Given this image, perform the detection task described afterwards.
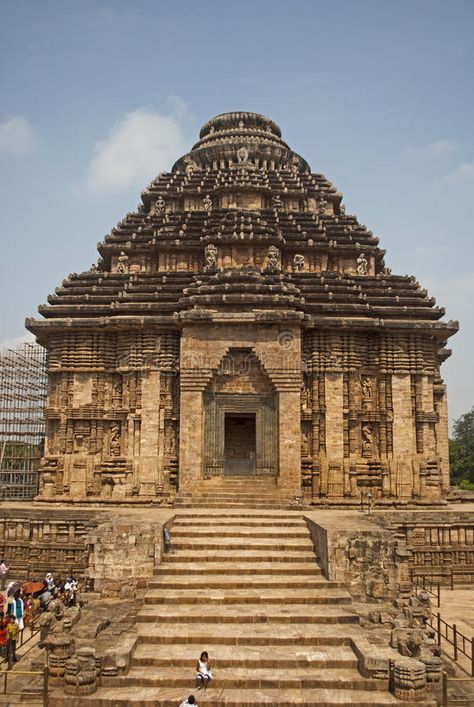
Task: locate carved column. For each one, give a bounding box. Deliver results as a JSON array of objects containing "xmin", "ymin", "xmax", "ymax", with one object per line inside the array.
[
  {"xmin": 391, "ymin": 374, "xmax": 415, "ymax": 499},
  {"xmin": 324, "ymin": 372, "xmax": 344, "ymax": 498},
  {"xmin": 138, "ymin": 370, "xmax": 161, "ymax": 495}
]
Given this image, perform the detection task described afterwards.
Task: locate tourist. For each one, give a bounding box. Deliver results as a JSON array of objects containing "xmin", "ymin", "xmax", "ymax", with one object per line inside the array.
[
  {"xmin": 12, "ymin": 590, "xmax": 25, "ymax": 630},
  {"xmin": 178, "ymin": 696, "xmax": 197, "ymax": 707},
  {"xmin": 195, "ymin": 650, "xmax": 212, "ymax": 692},
  {"xmin": 0, "ymin": 610, "xmax": 8, "ymax": 659},
  {"xmin": 163, "ymin": 526, "xmax": 174, "ymax": 554},
  {"xmin": 6, "ymin": 614, "xmax": 19, "ymax": 664},
  {"xmin": 0, "ymin": 560, "xmax": 8, "ymax": 590},
  {"xmin": 44, "ymin": 572, "xmax": 55, "ymax": 591}
]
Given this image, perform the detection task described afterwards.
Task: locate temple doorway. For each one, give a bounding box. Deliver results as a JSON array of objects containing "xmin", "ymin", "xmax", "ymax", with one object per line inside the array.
[{"xmin": 224, "ymin": 412, "xmax": 256, "ymax": 476}]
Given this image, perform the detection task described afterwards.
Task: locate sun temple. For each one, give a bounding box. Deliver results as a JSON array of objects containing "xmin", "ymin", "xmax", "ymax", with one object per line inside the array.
[{"xmin": 26, "ymin": 111, "xmax": 458, "ymax": 506}]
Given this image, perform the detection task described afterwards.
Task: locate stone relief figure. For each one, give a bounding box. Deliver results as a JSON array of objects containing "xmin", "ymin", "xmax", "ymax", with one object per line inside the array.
[
  {"xmin": 237, "ymin": 146, "xmax": 249, "ymax": 163},
  {"xmin": 267, "ymin": 245, "xmax": 281, "ymax": 270},
  {"xmin": 202, "ymin": 194, "xmax": 213, "ymax": 211},
  {"xmin": 204, "ymin": 243, "xmax": 218, "ymax": 269},
  {"xmin": 116, "ymin": 252, "xmax": 129, "ymax": 273},
  {"xmin": 272, "ymin": 194, "xmax": 283, "ymax": 211},
  {"xmin": 290, "ymin": 155, "xmax": 300, "ymax": 173},
  {"xmin": 362, "ymin": 423, "xmax": 373, "ymax": 454},
  {"xmin": 154, "ymin": 196, "xmax": 166, "ymax": 215},
  {"xmin": 318, "ymin": 197, "xmax": 328, "ymax": 215},
  {"xmin": 357, "ymin": 252, "xmax": 368, "ymax": 275},
  {"xmin": 361, "ymin": 375, "xmax": 373, "ymax": 402},
  {"xmin": 293, "ymin": 253, "xmax": 305, "ymax": 271},
  {"xmin": 184, "ymin": 155, "xmax": 199, "ymax": 176},
  {"xmin": 109, "ymin": 423, "xmax": 121, "ymax": 456}
]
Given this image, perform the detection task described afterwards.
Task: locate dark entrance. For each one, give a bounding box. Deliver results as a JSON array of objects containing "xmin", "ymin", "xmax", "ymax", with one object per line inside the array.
[{"xmin": 224, "ymin": 413, "xmax": 256, "ymax": 476}]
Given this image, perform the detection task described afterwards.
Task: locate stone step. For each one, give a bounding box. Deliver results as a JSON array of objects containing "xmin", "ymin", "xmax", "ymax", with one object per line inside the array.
[
  {"xmin": 172, "ymin": 518, "xmax": 307, "ymax": 527},
  {"xmin": 171, "ymin": 538, "xmax": 314, "ymax": 551},
  {"xmin": 109, "ymin": 666, "xmax": 387, "ymax": 691},
  {"xmin": 162, "ymin": 550, "xmax": 316, "ymax": 562},
  {"xmin": 154, "ymin": 562, "xmax": 323, "ymax": 576},
  {"xmin": 173, "ymin": 511, "xmax": 303, "ymax": 519},
  {"xmin": 174, "ymin": 500, "xmax": 297, "ymax": 509},
  {"xmin": 143, "ymin": 588, "xmax": 351, "ymax": 605},
  {"xmin": 176, "ymin": 493, "xmax": 284, "ymax": 501},
  {"xmin": 148, "ymin": 575, "xmax": 342, "ymax": 589},
  {"xmin": 171, "ymin": 527, "xmax": 310, "ymax": 537},
  {"xmin": 72, "ymin": 685, "xmax": 431, "ymax": 706},
  {"xmin": 136, "ymin": 604, "xmax": 359, "ymax": 624},
  {"xmin": 131, "ymin": 643, "xmax": 358, "ymax": 669}
]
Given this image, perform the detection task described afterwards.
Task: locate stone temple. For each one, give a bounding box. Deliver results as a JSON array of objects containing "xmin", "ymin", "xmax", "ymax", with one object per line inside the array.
[{"xmin": 26, "ymin": 111, "xmax": 458, "ymax": 507}]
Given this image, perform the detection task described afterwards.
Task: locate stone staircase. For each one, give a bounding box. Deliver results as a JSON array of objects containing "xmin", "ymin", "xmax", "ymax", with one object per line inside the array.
[
  {"xmin": 92, "ymin": 509, "xmax": 433, "ymax": 705},
  {"xmin": 174, "ymin": 477, "xmax": 298, "ymax": 509}
]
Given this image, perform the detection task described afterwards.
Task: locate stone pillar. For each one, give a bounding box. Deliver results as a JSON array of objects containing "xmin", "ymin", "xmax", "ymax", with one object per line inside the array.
[
  {"xmin": 179, "ymin": 389, "xmax": 204, "ymax": 489},
  {"xmin": 435, "ymin": 384, "xmax": 449, "ymax": 492},
  {"xmin": 391, "ymin": 374, "xmax": 415, "ymax": 499},
  {"xmin": 277, "ymin": 390, "xmax": 301, "ymax": 497},
  {"xmin": 138, "ymin": 369, "xmax": 161, "ymax": 495},
  {"xmin": 421, "ymin": 376, "xmax": 436, "ymax": 456},
  {"xmin": 324, "ymin": 373, "xmax": 344, "ymax": 498}
]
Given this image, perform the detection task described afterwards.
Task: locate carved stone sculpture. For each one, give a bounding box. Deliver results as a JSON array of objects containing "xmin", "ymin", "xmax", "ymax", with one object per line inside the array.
[
  {"xmin": 237, "ymin": 146, "xmax": 249, "ymax": 163},
  {"xmin": 357, "ymin": 252, "xmax": 368, "ymax": 275},
  {"xmin": 293, "ymin": 253, "xmax": 305, "ymax": 271},
  {"xmin": 116, "ymin": 251, "xmax": 129, "ymax": 273},
  {"xmin": 203, "ymin": 194, "xmax": 213, "ymax": 211},
  {"xmin": 64, "ymin": 647, "xmax": 99, "ymax": 696},
  {"xmin": 204, "ymin": 243, "xmax": 218, "ymax": 269},
  {"xmin": 267, "ymin": 245, "xmax": 281, "ymax": 270},
  {"xmin": 154, "ymin": 196, "xmax": 166, "ymax": 215}
]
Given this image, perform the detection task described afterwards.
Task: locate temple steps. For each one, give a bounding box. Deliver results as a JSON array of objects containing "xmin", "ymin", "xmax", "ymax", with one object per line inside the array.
[
  {"xmin": 74, "ymin": 686, "xmax": 432, "ymax": 706},
  {"xmin": 147, "ymin": 574, "xmax": 343, "ymax": 589},
  {"xmin": 108, "ymin": 666, "xmax": 388, "ymax": 691},
  {"xmin": 153, "ymin": 562, "xmax": 323, "ymax": 575},
  {"xmin": 89, "ymin": 510, "xmax": 416, "ymax": 706},
  {"xmin": 142, "ymin": 589, "xmax": 351, "ymax": 605},
  {"xmin": 131, "ymin": 643, "xmax": 359, "ymax": 668}
]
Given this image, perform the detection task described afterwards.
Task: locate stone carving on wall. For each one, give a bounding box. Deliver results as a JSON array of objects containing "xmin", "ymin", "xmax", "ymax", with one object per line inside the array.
[
  {"xmin": 362, "ymin": 423, "xmax": 373, "ymax": 456},
  {"xmin": 204, "ymin": 243, "xmax": 218, "ymax": 269},
  {"xmin": 109, "ymin": 423, "xmax": 121, "ymax": 456},
  {"xmin": 272, "ymin": 194, "xmax": 283, "ymax": 211},
  {"xmin": 293, "ymin": 253, "xmax": 305, "ymax": 271},
  {"xmin": 203, "ymin": 194, "xmax": 213, "ymax": 211},
  {"xmin": 116, "ymin": 252, "xmax": 129, "ymax": 273},
  {"xmin": 184, "ymin": 155, "xmax": 199, "ymax": 175},
  {"xmin": 357, "ymin": 253, "xmax": 368, "ymax": 275},
  {"xmin": 361, "ymin": 375, "xmax": 373, "ymax": 404},
  {"xmin": 267, "ymin": 245, "xmax": 281, "ymax": 270},
  {"xmin": 318, "ymin": 197, "xmax": 327, "ymax": 214},
  {"xmin": 154, "ymin": 196, "xmax": 166, "ymax": 215},
  {"xmin": 237, "ymin": 146, "xmax": 249, "ymax": 163}
]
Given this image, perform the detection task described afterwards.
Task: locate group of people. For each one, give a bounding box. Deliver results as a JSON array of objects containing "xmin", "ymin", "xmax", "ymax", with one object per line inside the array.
[{"xmin": 0, "ymin": 561, "xmax": 78, "ymax": 665}]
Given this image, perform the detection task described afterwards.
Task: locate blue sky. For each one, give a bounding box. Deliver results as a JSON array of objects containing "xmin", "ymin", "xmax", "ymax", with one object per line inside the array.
[{"xmin": 0, "ymin": 0, "xmax": 473, "ymax": 427}]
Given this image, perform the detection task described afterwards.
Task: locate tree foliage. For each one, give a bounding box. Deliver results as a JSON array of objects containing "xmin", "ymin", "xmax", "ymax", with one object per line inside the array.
[{"xmin": 449, "ymin": 406, "xmax": 474, "ymax": 486}]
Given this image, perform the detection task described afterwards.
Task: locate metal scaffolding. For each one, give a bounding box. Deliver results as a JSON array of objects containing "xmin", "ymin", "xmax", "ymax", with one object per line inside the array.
[{"xmin": 0, "ymin": 342, "xmax": 47, "ymax": 499}]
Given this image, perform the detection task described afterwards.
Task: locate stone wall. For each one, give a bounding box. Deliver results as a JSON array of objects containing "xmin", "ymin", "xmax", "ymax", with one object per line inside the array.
[
  {"xmin": 0, "ymin": 507, "xmax": 174, "ymax": 594},
  {"xmin": 305, "ymin": 512, "xmax": 411, "ymax": 601},
  {"xmin": 376, "ymin": 510, "xmax": 474, "ymax": 580}
]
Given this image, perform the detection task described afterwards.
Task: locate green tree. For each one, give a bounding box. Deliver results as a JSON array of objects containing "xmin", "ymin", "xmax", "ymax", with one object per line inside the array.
[{"xmin": 449, "ymin": 406, "xmax": 474, "ymax": 486}]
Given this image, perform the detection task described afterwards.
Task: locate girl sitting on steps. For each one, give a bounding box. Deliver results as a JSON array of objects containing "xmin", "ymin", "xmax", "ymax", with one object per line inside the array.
[{"xmin": 195, "ymin": 650, "xmax": 212, "ymax": 692}]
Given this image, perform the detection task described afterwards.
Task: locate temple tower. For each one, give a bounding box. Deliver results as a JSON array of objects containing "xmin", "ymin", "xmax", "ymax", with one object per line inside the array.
[{"xmin": 27, "ymin": 111, "xmax": 457, "ymax": 505}]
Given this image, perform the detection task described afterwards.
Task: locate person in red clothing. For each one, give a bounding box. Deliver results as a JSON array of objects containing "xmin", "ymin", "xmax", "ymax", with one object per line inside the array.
[{"xmin": 0, "ymin": 610, "xmax": 8, "ymax": 659}]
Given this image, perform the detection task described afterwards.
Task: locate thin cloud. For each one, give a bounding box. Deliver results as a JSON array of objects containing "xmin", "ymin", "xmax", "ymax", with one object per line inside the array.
[
  {"xmin": 0, "ymin": 116, "xmax": 39, "ymax": 155},
  {"xmin": 442, "ymin": 160, "xmax": 474, "ymax": 182},
  {"xmin": 83, "ymin": 107, "xmax": 187, "ymax": 195},
  {"xmin": 404, "ymin": 139, "xmax": 458, "ymax": 157}
]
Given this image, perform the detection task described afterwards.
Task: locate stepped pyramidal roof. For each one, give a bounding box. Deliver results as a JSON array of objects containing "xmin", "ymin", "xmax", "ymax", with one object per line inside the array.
[{"xmin": 27, "ymin": 110, "xmax": 458, "ymax": 347}]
